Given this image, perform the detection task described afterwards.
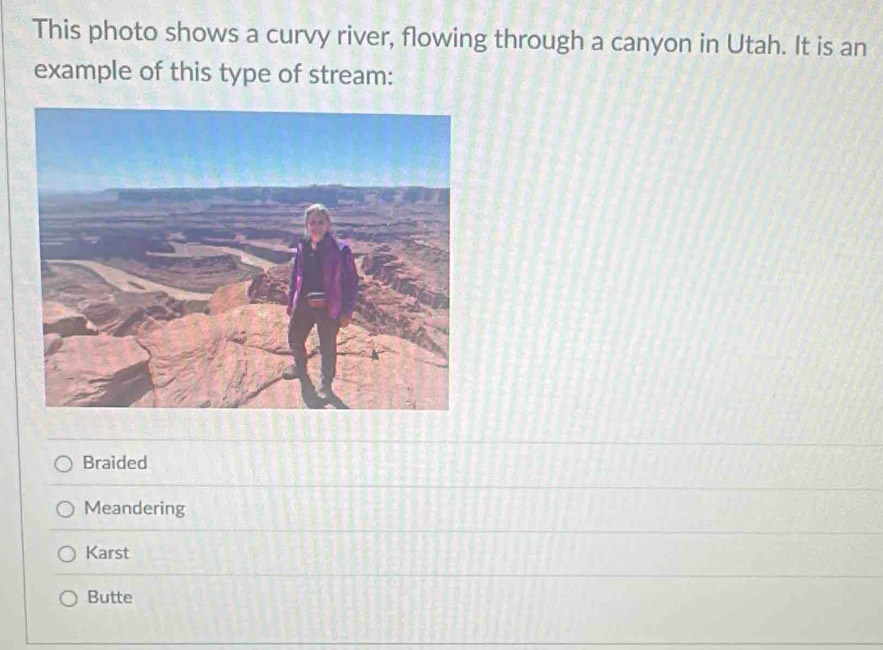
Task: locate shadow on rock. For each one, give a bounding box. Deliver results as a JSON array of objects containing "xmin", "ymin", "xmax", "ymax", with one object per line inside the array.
[{"xmin": 322, "ymin": 392, "xmax": 350, "ymax": 410}]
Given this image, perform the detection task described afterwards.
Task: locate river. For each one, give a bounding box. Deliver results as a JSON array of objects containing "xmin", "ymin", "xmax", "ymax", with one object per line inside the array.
[
  {"xmin": 154, "ymin": 242, "xmax": 277, "ymax": 271},
  {"xmin": 54, "ymin": 260, "xmax": 214, "ymax": 301}
]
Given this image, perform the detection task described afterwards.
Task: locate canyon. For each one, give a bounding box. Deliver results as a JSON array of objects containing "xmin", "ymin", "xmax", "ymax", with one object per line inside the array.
[{"xmin": 40, "ymin": 185, "xmax": 449, "ymax": 409}]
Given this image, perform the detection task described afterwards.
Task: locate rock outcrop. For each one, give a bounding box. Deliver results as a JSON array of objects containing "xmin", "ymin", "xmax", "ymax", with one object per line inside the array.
[
  {"xmin": 136, "ymin": 305, "xmax": 291, "ymax": 408},
  {"xmin": 244, "ymin": 317, "xmax": 448, "ymax": 410},
  {"xmin": 247, "ymin": 262, "xmax": 291, "ymax": 305},
  {"xmin": 361, "ymin": 250, "xmax": 449, "ymax": 309},
  {"xmin": 42, "ymin": 301, "xmax": 98, "ymax": 337},
  {"xmin": 208, "ymin": 281, "xmax": 251, "ymax": 315},
  {"xmin": 44, "ymin": 334, "xmax": 152, "ymax": 407},
  {"xmin": 43, "ymin": 333, "xmax": 63, "ymax": 356},
  {"xmin": 131, "ymin": 303, "xmax": 447, "ymax": 409},
  {"xmin": 82, "ymin": 293, "xmax": 195, "ymax": 337},
  {"xmin": 41, "ymin": 302, "xmax": 447, "ymax": 409},
  {"xmin": 355, "ymin": 278, "xmax": 448, "ymax": 359},
  {"xmin": 41, "ymin": 263, "xmax": 202, "ymax": 338},
  {"xmin": 42, "ymin": 259, "xmax": 449, "ymax": 409}
]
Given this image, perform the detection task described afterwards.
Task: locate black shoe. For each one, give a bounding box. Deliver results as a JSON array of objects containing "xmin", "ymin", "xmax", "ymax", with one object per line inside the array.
[
  {"xmin": 316, "ymin": 383, "xmax": 334, "ymax": 401},
  {"xmin": 301, "ymin": 383, "xmax": 323, "ymax": 409}
]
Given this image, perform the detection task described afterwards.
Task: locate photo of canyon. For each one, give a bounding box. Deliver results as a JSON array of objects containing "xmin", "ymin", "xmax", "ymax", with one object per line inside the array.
[{"xmin": 37, "ymin": 109, "xmax": 450, "ymax": 409}]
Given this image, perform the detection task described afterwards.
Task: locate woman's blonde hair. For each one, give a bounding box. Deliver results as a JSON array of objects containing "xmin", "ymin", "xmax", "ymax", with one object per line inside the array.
[{"xmin": 304, "ymin": 203, "xmax": 331, "ymax": 231}]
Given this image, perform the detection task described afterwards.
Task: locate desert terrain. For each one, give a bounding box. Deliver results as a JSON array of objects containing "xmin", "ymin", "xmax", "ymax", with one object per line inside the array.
[{"xmin": 40, "ymin": 185, "xmax": 449, "ymax": 409}]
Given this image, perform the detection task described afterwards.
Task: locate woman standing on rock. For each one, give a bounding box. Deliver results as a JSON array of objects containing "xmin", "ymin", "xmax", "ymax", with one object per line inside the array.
[{"xmin": 283, "ymin": 204, "xmax": 359, "ymax": 407}]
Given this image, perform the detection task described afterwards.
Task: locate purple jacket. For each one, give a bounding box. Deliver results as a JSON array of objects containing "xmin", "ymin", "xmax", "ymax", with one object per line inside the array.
[{"xmin": 287, "ymin": 234, "xmax": 358, "ymax": 319}]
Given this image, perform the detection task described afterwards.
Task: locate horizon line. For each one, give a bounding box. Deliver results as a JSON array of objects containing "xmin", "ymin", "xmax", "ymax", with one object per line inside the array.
[{"xmin": 39, "ymin": 183, "xmax": 451, "ymax": 196}]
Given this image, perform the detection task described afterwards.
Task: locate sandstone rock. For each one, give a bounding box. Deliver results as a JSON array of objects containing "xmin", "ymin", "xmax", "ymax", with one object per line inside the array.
[
  {"xmin": 79, "ymin": 300, "xmax": 154, "ymax": 338},
  {"xmin": 245, "ymin": 320, "xmax": 448, "ymax": 410},
  {"xmin": 247, "ymin": 262, "xmax": 291, "ymax": 305},
  {"xmin": 43, "ymin": 333, "xmax": 63, "ymax": 356},
  {"xmin": 44, "ymin": 335, "xmax": 152, "ymax": 407},
  {"xmin": 137, "ymin": 304, "xmax": 292, "ymax": 408},
  {"xmin": 244, "ymin": 334, "xmax": 447, "ymax": 410},
  {"xmin": 333, "ymin": 333, "xmax": 447, "ymax": 409},
  {"xmin": 361, "ymin": 250, "xmax": 449, "ymax": 308},
  {"xmin": 89, "ymin": 292, "xmax": 193, "ymax": 337},
  {"xmin": 80, "ymin": 300, "xmax": 121, "ymax": 328},
  {"xmin": 42, "ymin": 280, "xmax": 449, "ymax": 410},
  {"xmin": 355, "ymin": 279, "xmax": 448, "ymax": 359},
  {"xmin": 129, "ymin": 301, "xmax": 447, "ymax": 410},
  {"xmin": 42, "ymin": 264, "xmax": 196, "ymax": 338},
  {"xmin": 208, "ymin": 281, "xmax": 250, "ymax": 315},
  {"xmin": 372, "ymin": 334, "xmax": 448, "ymax": 368},
  {"xmin": 130, "ymin": 389, "xmax": 156, "ymax": 407},
  {"xmin": 42, "ymin": 301, "xmax": 98, "ymax": 337}
]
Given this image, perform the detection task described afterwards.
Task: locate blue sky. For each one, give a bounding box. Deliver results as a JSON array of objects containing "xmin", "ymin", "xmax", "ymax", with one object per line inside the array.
[{"xmin": 36, "ymin": 109, "xmax": 450, "ymax": 192}]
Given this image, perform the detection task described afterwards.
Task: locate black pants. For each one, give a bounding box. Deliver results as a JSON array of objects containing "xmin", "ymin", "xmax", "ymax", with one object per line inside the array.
[{"xmin": 288, "ymin": 302, "xmax": 340, "ymax": 388}]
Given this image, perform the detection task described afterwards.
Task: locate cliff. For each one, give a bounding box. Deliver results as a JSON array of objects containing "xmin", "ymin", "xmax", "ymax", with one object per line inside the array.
[{"xmin": 44, "ymin": 303, "xmax": 447, "ymax": 410}]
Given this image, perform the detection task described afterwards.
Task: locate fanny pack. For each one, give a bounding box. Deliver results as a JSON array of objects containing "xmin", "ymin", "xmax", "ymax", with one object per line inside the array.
[{"xmin": 306, "ymin": 291, "xmax": 327, "ymax": 309}]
